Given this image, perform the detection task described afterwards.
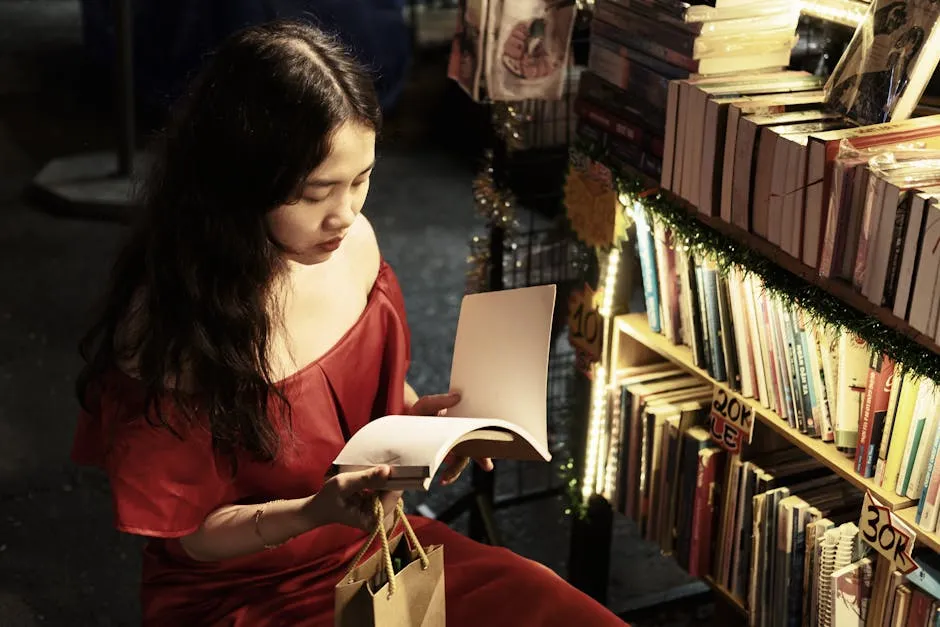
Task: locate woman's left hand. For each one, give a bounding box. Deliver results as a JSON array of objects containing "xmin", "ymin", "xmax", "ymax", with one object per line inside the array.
[{"xmin": 407, "ymin": 391, "xmax": 494, "ymax": 485}]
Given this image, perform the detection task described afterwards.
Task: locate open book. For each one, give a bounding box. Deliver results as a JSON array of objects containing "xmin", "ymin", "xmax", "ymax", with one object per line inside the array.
[{"xmin": 332, "ymin": 284, "xmax": 557, "ymax": 490}]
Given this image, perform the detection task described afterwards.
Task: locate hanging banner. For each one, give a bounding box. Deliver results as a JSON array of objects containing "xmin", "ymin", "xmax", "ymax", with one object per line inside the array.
[
  {"xmin": 707, "ymin": 387, "xmax": 755, "ymax": 454},
  {"xmin": 858, "ymin": 490, "xmax": 917, "ymax": 575}
]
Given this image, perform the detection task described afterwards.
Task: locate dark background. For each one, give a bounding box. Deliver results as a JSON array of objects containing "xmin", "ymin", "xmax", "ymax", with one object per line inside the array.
[{"xmin": 0, "ymin": 1, "xmax": 776, "ymax": 624}]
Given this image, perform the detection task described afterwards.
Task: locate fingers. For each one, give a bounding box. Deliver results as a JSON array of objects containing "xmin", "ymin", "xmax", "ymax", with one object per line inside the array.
[
  {"xmin": 440, "ymin": 457, "xmax": 495, "ymax": 485},
  {"xmin": 475, "ymin": 457, "xmax": 495, "ymax": 472},
  {"xmin": 411, "ymin": 392, "xmax": 461, "ymax": 417},
  {"xmin": 335, "ymin": 465, "xmax": 390, "ymax": 496},
  {"xmin": 440, "ymin": 456, "xmax": 470, "ymax": 485}
]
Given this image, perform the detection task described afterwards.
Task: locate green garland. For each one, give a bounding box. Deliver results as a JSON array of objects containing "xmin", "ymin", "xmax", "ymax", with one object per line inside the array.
[
  {"xmin": 573, "ymin": 143, "xmax": 940, "ymax": 383},
  {"xmin": 626, "ymin": 180, "xmax": 940, "ymax": 384}
]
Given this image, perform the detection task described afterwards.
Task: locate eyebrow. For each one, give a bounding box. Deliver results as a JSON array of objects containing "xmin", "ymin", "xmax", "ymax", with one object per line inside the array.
[{"xmin": 305, "ymin": 161, "xmax": 376, "ymax": 188}]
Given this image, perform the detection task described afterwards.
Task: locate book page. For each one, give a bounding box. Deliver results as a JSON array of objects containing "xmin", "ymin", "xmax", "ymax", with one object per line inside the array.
[
  {"xmin": 446, "ymin": 283, "xmax": 557, "ymax": 450},
  {"xmin": 332, "ymin": 415, "xmax": 547, "ymax": 482}
]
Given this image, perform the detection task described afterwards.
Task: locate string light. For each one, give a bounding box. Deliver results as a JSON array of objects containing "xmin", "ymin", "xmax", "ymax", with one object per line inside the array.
[
  {"xmin": 582, "ymin": 363, "xmax": 608, "ymax": 501},
  {"xmin": 582, "ymin": 234, "xmax": 625, "ymax": 500}
]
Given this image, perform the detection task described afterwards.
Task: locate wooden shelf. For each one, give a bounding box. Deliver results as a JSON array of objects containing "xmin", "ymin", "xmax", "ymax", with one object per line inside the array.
[
  {"xmin": 704, "ymin": 576, "xmax": 747, "ymax": 617},
  {"xmin": 897, "ymin": 507, "xmax": 940, "ymax": 553},
  {"xmin": 615, "ymin": 162, "xmax": 940, "ymax": 358},
  {"xmin": 614, "ymin": 313, "xmax": 916, "ymax": 511}
]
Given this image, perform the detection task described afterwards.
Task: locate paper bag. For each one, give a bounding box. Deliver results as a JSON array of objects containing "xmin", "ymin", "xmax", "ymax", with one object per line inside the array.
[{"xmin": 335, "ymin": 499, "xmax": 445, "ymax": 627}]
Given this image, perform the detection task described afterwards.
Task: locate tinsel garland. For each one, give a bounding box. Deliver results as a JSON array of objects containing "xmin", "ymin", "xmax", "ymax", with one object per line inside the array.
[
  {"xmin": 614, "ymin": 170, "xmax": 940, "ymax": 384},
  {"xmin": 565, "ymin": 140, "xmax": 940, "ymax": 382},
  {"xmin": 466, "ymin": 150, "xmax": 522, "ymax": 294}
]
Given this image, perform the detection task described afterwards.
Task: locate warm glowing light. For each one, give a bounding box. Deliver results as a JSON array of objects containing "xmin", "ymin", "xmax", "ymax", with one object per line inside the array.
[
  {"xmin": 581, "ymin": 214, "xmax": 625, "ymax": 500},
  {"xmin": 582, "ymin": 364, "xmax": 608, "ymax": 501},
  {"xmin": 799, "ymin": 0, "xmax": 867, "ymax": 27}
]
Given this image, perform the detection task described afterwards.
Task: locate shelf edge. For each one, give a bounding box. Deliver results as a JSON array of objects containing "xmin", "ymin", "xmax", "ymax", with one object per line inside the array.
[{"xmin": 614, "ymin": 313, "xmax": 916, "ymax": 512}]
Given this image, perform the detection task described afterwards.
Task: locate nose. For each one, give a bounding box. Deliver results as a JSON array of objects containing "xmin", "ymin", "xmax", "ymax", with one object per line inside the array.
[{"xmin": 323, "ymin": 191, "xmax": 358, "ymax": 232}]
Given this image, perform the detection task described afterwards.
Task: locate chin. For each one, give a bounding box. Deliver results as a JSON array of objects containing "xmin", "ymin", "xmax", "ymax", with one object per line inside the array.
[{"xmin": 286, "ymin": 248, "xmax": 333, "ymax": 266}]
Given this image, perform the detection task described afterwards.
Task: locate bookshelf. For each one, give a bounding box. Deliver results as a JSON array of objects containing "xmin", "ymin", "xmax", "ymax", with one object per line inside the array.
[
  {"xmin": 898, "ymin": 508, "xmax": 940, "ymax": 555},
  {"xmin": 614, "ymin": 312, "xmax": 916, "ymax": 512},
  {"xmin": 703, "ymin": 576, "xmax": 746, "ymax": 617},
  {"xmin": 562, "ymin": 1, "xmax": 940, "ymax": 623},
  {"xmin": 613, "ymin": 161, "xmax": 940, "ymax": 358}
]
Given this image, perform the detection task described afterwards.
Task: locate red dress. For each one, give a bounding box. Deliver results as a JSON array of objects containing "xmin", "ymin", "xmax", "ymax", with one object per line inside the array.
[{"xmin": 72, "ymin": 260, "xmax": 624, "ymax": 626}]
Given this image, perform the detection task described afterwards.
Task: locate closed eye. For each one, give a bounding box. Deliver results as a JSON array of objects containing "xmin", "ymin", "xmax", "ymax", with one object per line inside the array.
[{"xmin": 302, "ymin": 188, "xmax": 332, "ymax": 203}]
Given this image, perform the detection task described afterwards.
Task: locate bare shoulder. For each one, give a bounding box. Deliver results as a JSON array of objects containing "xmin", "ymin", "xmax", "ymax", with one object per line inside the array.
[{"xmin": 346, "ymin": 214, "xmax": 382, "ymax": 292}]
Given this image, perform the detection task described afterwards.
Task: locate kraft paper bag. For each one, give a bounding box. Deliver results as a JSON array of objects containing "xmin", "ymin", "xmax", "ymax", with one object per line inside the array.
[{"xmin": 335, "ymin": 498, "xmax": 445, "ymax": 627}]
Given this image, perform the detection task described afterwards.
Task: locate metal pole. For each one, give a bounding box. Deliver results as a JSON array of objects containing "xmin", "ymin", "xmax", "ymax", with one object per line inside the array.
[{"xmin": 114, "ymin": 0, "xmax": 135, "ymax": 177}]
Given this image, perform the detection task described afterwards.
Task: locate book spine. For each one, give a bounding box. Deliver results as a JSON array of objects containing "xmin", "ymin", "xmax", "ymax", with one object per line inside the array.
[
  {"xmin": 791, "ymin": 312, "xmax": 814, "ymax": 435},
  {"xmin": 594, "ymin": 0, "xmax": 696, "ymax": 56},
  {"xmin": 574, "ymin": 99, "xmax": 665, "ymax": 158},
  {"xmin": 701, "ymin": 267, "xmax": 727, "ymax": 382},
  {"xmin": 592, "ymin": 8, "xmax": 698, "ymax": 72},
  {"xmin": 586, "ymin": 40, "xmax": 671, "ymax": 111},
  {"xmin": 917, "ymin": 435, "xmax": 940, "ymax": 529},
  {"xmin": 796, "ymin": 316, "xmax": 821, "ymax": 437},
  {"xmin": 882, "ymin": 193, "xmax": 913, "ymax": 308},
  {"xmin": 688, "ymin": 450, "xmax": 711, "ymax": 576},
  {"xmin": 634, "ymin": 209, "xmax": 662, "ymax": 333},
  {"xmin": 854, "ymin": 349, "xmax": 880, "ymax": 475},
  {"xmin": 694, "ymin": 261, "xmax": 714, "ymax": 375},
  {"xmin": 864, "ymin": 356, "xmax": 896, "ymax": 478}
]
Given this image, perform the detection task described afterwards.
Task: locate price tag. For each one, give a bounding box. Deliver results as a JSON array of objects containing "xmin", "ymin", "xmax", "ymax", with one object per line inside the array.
[
  {"xmin": 568, "ymin": 283, "xmax": 603, "ymax": 377},
  {"xmin": 564, "ymin": 154, "xmax": 626, "ymax": 249},
  {"xmin": 707, "ymin": 387, "xmax": 755, "ymax": 454},
  {"xmin": 859, "ymin": 490, "xmax": 917, "ymax": 574}
]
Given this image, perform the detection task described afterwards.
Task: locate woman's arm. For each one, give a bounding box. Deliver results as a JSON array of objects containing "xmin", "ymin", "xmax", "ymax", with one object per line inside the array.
[
  {"xmin": 179, "ymin": 497, "xmax": 313, "ymax": 562},
  {"xmin": 179, "ymin": 465, "xmax": 395, "ymax": 562}
]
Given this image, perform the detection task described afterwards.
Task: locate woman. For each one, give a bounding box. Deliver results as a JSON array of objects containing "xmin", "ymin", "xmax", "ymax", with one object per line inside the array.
[{"xmin": 72, "ymin": 20, "xmax": 624, "ymax": 626}]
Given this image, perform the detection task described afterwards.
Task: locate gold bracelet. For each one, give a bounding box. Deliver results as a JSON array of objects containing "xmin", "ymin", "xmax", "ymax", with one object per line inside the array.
[{"xmin": 253, "ymin": 504, "xmax": 288, "ymax": 550}]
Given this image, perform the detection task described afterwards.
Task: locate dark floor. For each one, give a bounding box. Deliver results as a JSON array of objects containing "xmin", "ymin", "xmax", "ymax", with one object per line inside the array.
[{"xmin": 0, "ymin": 1, "xmax": 712, "ymax": 625}]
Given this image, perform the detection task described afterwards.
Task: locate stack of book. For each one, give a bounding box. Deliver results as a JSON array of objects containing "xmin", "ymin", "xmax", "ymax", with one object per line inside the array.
[
  {"xmin": 819, "ymin": 140, "xmax": 940, "ymax": 338},
  {"xmin": 634, "ymin": 207, "xmax": 940, "ymax": 511},
  {"xmin": 575, "ymin": 0, "xmax": 802, "ymax": 181},
  {"xmin": 651, "ymin": 0, "xmax": 940, "ymax": 297},
  {"xmin": 611, "ymin": 350, "xmax": 940, "ymax": 625}
]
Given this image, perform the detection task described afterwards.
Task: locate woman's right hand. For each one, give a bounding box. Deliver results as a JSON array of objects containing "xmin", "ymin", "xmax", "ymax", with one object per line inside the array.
[{"xmin": 302, "ymin": 465, "xmax": 401, "ymax": 533}]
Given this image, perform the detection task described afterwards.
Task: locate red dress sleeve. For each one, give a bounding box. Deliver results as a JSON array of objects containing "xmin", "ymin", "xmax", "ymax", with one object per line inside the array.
[
  {"xmin": 72, "ymin": 372, "xmax": 231, "ymax": 538},
  {"xmin": 379, "ymin": 259, "xmax": 411, "ymax": 366}
]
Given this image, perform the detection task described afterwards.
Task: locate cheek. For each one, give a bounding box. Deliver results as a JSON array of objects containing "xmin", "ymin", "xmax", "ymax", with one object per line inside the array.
[
  {"xmin": 353, "ymin": 180, "xmax": 371, "ymax": 212},
  {"xmin": 267, "ymin": 204, "xmax": 323, "ymax": 247}
]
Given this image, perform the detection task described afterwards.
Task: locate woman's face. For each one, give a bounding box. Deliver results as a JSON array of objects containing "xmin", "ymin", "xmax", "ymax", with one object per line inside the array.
[{"xmin": 267, "ymin": 121, "xmax": 376, "ymax": 266}]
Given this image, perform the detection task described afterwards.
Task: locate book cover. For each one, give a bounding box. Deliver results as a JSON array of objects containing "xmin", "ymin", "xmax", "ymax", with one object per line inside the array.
[
  {"xmin": 830, "ymin": 558, "xmax": 873, "ymax": 626},
  {"xmin": 825, "ymin": 0, "xmax": 940, "ymax": 126},
  {"xmin": 484, "ymin": 0, "xmax": 577, "ymax": 101}
]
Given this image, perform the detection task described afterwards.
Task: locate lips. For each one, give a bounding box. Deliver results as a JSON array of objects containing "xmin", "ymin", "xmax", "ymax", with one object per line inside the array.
[{"xmin": 317, "ymin": 236, "xmax": 344, "ymax": 252}]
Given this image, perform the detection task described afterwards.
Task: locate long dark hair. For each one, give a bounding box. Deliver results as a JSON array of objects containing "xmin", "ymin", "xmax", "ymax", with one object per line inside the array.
[{"xmin": 76, "ymin": 20, "xmax": 382, "ymax": 464}]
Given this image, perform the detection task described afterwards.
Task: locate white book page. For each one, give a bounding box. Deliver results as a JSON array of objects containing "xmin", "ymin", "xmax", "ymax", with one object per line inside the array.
[
  {"xmin": 332, "ymin": 414, "xmax": 547, "ymax": 472},
  {"xmin": 446, "ymin": 283, "xmax": 556, "ymax": 449}
]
